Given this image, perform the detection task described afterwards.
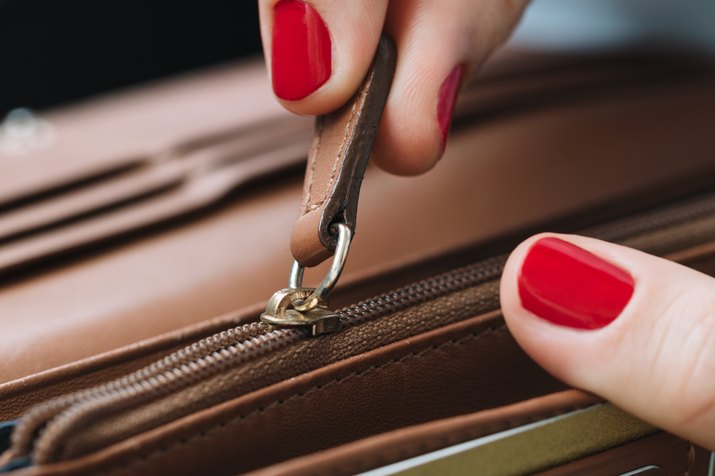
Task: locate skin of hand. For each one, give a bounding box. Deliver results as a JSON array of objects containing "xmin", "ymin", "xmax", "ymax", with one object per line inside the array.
[
  {"xmin": 501, "ymin": 233, "xmax": 715, "ymax": 450},
  {"xmin": 258, "ymin": 0, "xmax": 715, "ymax": 452},
  {"xmin": 257, "ymin": 0, "xmax": 529, "ymax": 175}
]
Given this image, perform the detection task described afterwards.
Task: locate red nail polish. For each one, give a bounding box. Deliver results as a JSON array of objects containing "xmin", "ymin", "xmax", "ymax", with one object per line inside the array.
[
  {"xmin": 518, "ymin": 237, "xmax": 635, "ymax": 329},
  {"xmin": 436, "ymin": 64, "xmax": 465, "ymax": 145},
  {"xmin": 272, "ymin": 0, "xmax": 332, "ymax": 101}
]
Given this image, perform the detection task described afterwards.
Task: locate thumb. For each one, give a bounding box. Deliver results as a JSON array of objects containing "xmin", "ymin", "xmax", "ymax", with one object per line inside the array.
[{"xmin": 500, "ymin": 233, "xmax": 715, "ymax": 451}]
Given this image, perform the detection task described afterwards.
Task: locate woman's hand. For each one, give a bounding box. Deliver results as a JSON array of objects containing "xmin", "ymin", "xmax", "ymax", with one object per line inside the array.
[
  {"xmin": 257, "ymin": 0, "xmax": 528, "ymax": 175},
  {"xmin": 258, "ymin": 0, "xmax": 715, "ymax": 452},
  {"xmin": 500, "ymin": 234, "xmax": 715, "ymax": 450}
]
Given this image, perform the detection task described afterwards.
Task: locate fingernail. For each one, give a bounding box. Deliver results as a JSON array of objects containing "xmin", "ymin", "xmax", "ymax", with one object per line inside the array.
[
  {"xmin": 518, "ymin": 237, "xmax": 635, "ymax": 329},
  {"xmin": 436, "ymin": 64, "xmax": 465, "ymax": 145},
  {"xmin": 272, "ymin": 0, "xmax": 332, "ymax": 101}
]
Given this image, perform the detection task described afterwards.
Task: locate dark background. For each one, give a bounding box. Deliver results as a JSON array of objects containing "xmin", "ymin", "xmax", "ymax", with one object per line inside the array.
[{"xmin": 0, "ymin": 0, "xmax": 262, "ymax": 116}]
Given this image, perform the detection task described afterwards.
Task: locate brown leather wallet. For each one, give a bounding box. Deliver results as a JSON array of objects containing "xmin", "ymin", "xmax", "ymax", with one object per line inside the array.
[{"xmin": 1, "ymin": 44, "xmax": 715, "ymax": 475}]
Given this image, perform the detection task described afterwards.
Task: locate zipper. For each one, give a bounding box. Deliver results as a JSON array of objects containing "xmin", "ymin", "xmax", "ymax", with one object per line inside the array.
[{"xmin": 7, "ymin": 189, "xmax": 715, "ymax": 467}]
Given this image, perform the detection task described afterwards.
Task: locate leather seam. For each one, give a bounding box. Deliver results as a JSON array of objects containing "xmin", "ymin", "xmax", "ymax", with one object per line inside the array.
[
  {"xmin": 303, "ymin": 96, "xmax": 360, "ymax": 215},
  {"xmin": 302, "ymin": 120, "xmax": 321, "ymax": 212},
  {"xmin": 100, "ymin": 324, "xmax": 512, "ymax": 474}
]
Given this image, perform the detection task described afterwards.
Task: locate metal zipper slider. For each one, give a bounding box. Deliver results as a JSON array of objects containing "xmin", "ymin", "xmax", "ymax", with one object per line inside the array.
[{"xmin": 261, "ymin": 223, "xmax": 351, "ymax": 336}]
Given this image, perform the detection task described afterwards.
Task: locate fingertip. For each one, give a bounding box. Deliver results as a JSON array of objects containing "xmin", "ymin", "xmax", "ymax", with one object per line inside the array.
[
  {"xmin": 260, "ymin": 0, "xmax": 388, "ymax": 116},
  {"xmin": 502, "ymin": 232, "xmax": 715, "ymax": 447},
  {"xmin": 499, "ymin": 232, "xmax": 643, "ymax": 386},
  {"xmin": 369, "ymin": 52, "xmax": 461, "ymax": 176},
  {"xmin": 368, "ymin": 0, "xmax": 472, "ymax": 176},
  {"xmin": 510, "ymin": 233, "xmax": 698, "ymax": 390}
]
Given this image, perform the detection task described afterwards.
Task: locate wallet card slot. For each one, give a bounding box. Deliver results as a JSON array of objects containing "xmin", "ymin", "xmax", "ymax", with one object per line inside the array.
[
  {"xmin": 343, "ymin": 407, "xmax": 709, "ymax": 476},
  {"xmin": 0, "ymin": 120, "xmax": 310, "ymax": 277},
  {"xmin": 0, "ymin": 117, "xmax": 309, "ymax": 245},
  {"xmin": 0, "ymin": 160, "xmax": 147, "ymax": 216},
  {"xmin": 0, "ymin": 164, "xmax": 183, "ymax": 245},
  {"xmin": 249, "ymin": 391, "xmax": 611, "ymax": 476}
]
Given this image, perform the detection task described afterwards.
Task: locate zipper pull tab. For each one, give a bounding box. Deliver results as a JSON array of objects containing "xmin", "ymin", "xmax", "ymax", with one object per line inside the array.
[
  {"xmin": 290, "ymin": 35, "xmax": 396, "ymax": 267},
  {"xmin": 261, "ymin": 223, "xmax": 351, "ymax": 336},
  {"xmin": 262, "ymin": 36, "xmax": 396, "ymax": 336}
]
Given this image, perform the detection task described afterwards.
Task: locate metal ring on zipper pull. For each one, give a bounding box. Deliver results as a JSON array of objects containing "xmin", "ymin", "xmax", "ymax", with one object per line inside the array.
[
  {"xmin": 261, "ymin": 223, "xmax": 352, "ymax": 335},
  {"xmin": 289, "ymin": 223, "xmax": 352, "ymax": 311}
]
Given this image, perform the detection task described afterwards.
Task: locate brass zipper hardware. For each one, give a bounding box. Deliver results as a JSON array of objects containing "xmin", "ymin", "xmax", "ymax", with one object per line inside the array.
[
  {"xmin": 261, "ymin": 223, "xmax": 352, "ymax": 335},
  {"xmin": 260, "ymin": 287, "xmax": 341, "ymax": 336}
]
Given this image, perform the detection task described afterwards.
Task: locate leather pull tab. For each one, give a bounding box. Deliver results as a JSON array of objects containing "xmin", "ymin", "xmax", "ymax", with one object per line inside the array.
[{"xmin": 291, "ymin": 35, "xmax": 397, "ymax": 267}]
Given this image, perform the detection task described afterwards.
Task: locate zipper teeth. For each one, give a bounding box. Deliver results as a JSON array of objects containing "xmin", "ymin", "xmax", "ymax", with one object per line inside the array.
[
  {"xmin": 21, "ymin": 255, "xmax": 509, "ymax": 462},
  {"xmin": 337, "ymin": 255, "xmax": 506, "ymax": 325},
  {"xmin": 11, "ymin": 322, "xmax": 270, "ymax": 456},
  {"xmin": 586, "ymin": 194, "xmax": 715, "ymax": 242},
  {"xmin": 17, "ymin": 256, "xmax": 509, "ymax": 463},
  {"xmin": 32, "ymin": 330, "xmax": 304, "ymax": 463},
  {"xmin": 13, "ymin": 190, "xmax": 715, "ymax": 463}
]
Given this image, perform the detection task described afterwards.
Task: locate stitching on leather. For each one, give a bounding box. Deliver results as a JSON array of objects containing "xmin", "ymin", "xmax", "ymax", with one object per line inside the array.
[
  {"xmin": 100, "ymin": 324, "xmax": 511, "ymax": 474},
  {"xmin": 303, "ymin": 96, "xmax": 361, "ymax": 215},
  {"xmin": 302, "ymin": 120, "xmax": 322, "ymax": 212}
]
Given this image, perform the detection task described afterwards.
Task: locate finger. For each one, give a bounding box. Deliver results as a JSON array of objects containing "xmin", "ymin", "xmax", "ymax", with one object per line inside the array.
[
  {"xmin": 258, "ymin": 0, "xmax": 388, "ymax": 114},
  {"xmin": 500, "ymin": 233, "xmax": 715, "ymax": 450},
  {"xmin": 372, "ymin": 0, "xmax": 528, "ymax": 175}
]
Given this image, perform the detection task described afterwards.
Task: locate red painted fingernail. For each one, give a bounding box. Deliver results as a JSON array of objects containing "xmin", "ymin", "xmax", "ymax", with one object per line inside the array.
[
  {"xmin": 518, "ymin": 237, "xmax": 635, "ymax": 329},
  {"xmin": 272, "ymin": 0, "xmax": 332, "ymax": 101},
  {"xmin": 436, "ymin": 64, "xmax": 465, "ymax": 145}
]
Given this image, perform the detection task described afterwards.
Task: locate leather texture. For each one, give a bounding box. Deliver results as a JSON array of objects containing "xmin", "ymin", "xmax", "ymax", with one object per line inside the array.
[
  {"xmin": 255, "ymin": 394, "xmax": 712, "ymax": 476},
  {"xmin": 290, "ymin": 36, "xmax": 396, "ymax": 267},
  {"xmin": 250, "ymin": 390, "xmax": 604, "ymax": 475},
  {"xmin": 2, "ymin": 49, "xmax": 715, "ymax": 476},
  {"xmin": 8, "ymin": 234, "xmax": 715, "ymax": 473},
  {"xmin": 1, "ymin": 50, "xmax": 714, "ymax": 383},
  {"xmin": 10, "ymin": 236, "xmax": 715, "ymax": 475},
  {"xmin": 6, "ymin": 311, "xmax": 568, "ymax": 475}
]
